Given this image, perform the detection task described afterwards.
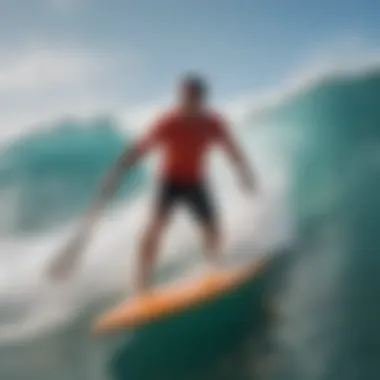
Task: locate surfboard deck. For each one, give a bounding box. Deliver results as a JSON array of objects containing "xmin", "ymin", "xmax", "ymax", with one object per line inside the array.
[{"xmin": 93, "ymin": 261, "xmax": 262, "ymax": 335}]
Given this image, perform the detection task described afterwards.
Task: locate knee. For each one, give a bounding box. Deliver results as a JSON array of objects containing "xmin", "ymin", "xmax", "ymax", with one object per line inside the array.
[
  {"xmin": 204, "ymin": 222, "xmax": 221, "ymax": 242},
  {"xmin": 140, "ymin": 219, "xmax": 165, "ymax": 249}
]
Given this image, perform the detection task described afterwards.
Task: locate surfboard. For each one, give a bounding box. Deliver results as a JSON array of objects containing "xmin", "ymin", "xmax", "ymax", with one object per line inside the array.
[{"xmin": 93, "ymin": 260, "xmax": 263, "ymax": 335}]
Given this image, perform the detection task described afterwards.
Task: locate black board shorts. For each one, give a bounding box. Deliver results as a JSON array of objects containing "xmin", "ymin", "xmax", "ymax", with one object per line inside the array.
[{"xmin": 155, "ymin": 178, "xmax": 217, "ymax": 226}]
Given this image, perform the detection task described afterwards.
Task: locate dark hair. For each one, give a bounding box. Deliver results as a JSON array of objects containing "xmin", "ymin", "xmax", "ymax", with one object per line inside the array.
[{"xmin": 181, "ymin": 73, "xmax": 207, "ymax": 98}]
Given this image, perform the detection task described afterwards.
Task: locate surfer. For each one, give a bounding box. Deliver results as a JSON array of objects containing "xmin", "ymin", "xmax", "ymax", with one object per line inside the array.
[{"xmin": 51, "ymin": 74, "xmax": 256, "ymax": 291}]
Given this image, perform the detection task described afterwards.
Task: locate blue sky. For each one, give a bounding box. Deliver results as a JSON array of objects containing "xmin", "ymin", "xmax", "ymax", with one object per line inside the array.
[{"xmin": 0, "ymin": 0, "xmax": 380, "ymax": 135}]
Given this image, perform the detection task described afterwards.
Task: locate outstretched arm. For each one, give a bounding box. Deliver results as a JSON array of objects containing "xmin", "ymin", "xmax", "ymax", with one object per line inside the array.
[
  {"xmin": 48, "ymin": 116, "xmax": 168, "ymax": 280},
  {"xmin": 96, "ymin": 143, "xmax": 143, "ymax": 203},
  {"xmin": 88, "ymin": 118, "xmax": 167, "ymax": 220},
  {"xmin": 217, "ymin": 121, "xmax": 256, "ymax": 193}
]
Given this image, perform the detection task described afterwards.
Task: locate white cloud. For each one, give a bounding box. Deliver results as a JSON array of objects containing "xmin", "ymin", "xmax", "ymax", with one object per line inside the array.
[
  {"xmin": 0, "ymin": 47, "xmax": 99, "ymax": 94},
  {"xmin": 0, "ymin": 44, "xmax": 113, "ymax": 142}
]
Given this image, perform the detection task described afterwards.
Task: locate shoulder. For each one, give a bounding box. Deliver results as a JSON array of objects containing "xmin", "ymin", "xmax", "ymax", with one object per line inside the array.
[
  {"xmin": 204, "ymin": 109, "xmax": 227, "ymax": 126},
  {"xmin": 204, "ymin": 110, "xmax": 229, "ymax": 137},
  {"xmin": 150, "ymin": 109, "xmax": 179, "ymax": 136},
  {"xmin": 153, "ymin": 109, "xmax": 177, "ymax": 127}
]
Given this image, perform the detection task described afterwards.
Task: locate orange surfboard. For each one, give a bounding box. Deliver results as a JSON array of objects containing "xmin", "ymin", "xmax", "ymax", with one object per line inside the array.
[{"xmin": 93, "ymin": 261, "xmax": 262, "ymax": 335}]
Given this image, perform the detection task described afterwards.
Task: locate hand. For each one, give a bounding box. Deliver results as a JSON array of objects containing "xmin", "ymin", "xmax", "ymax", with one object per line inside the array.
[
  {"xmin": 48, "ymin": 236, "xmax": 84, "ymax": 280},
  {"xmin": 48, "ymin": 201, "xmax": 103, "ymax": 281}
]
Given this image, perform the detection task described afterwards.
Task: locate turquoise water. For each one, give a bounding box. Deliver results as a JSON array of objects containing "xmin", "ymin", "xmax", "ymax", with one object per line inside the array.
[
  {"xmin": 0, "ymin": 116, "xmax": 145, "ymax": 235},
  {"xmin": 261, "ymin": 69, "xmax": 380, "ymax": 380},
  {"xmin": 0, "ymin": 67, "xmax": 379, "ymax": 380}
]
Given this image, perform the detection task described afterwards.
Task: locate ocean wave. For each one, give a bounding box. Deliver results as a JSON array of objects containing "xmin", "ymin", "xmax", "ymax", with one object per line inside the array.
[
  {"xmin": 258, "ymin": 68, "xmax": 380, "ymax": 380},
  {"xmin": 0, "ymin": 116, "xmax": 145, "ymax": 236}
]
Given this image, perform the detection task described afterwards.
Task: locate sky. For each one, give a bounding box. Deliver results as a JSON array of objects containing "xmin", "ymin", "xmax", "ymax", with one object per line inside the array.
[{"xmin": 0, "ymin": 0, "xmax": 380, "ymax": 136}]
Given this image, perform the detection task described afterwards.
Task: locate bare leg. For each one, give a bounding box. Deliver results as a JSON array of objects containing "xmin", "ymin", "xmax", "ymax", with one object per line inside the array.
[
  {"xmin": 135, "ymin": 215, "xmax": 168, "ymax": 294},
  {"xmin": 202, "ymin": 222, "xmax": 223, "ymax": 269}
]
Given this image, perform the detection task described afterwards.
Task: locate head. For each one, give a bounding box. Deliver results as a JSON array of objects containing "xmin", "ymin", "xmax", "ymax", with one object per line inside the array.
[{"xmin": 177, "ymin": 74, "xmax": 208, "ymax": 112}]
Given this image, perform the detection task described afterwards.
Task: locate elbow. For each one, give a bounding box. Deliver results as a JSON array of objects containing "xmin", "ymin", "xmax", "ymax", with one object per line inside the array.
[
  {"xmin": 120, "ymin": 143, "xmax": 145, "ymax": 169},
  {"xmin": 229, "ymin": 148, "xmax": 244, "ymax": 165}
]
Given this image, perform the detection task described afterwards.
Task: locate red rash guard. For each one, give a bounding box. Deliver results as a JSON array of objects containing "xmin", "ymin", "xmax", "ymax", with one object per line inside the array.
[{"xmin": 138, "ymin": 110, "xmax": 231, "ymax": 185}]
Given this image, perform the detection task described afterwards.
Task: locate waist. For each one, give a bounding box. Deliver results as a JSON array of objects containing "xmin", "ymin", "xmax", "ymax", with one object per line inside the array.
[
  {"xmin": 159, "ymin": 167, "xmax": 205, "ymax": 185},
  {"xmin": 160, "ymin": 159, "xmax": 205, "ymax": 182}
]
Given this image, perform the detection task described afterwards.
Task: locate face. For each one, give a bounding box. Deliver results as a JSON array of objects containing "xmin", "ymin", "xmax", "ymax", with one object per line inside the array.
[{"xmin": 178, "ymin": 81, "xmax": 204, "ymax": 110}]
